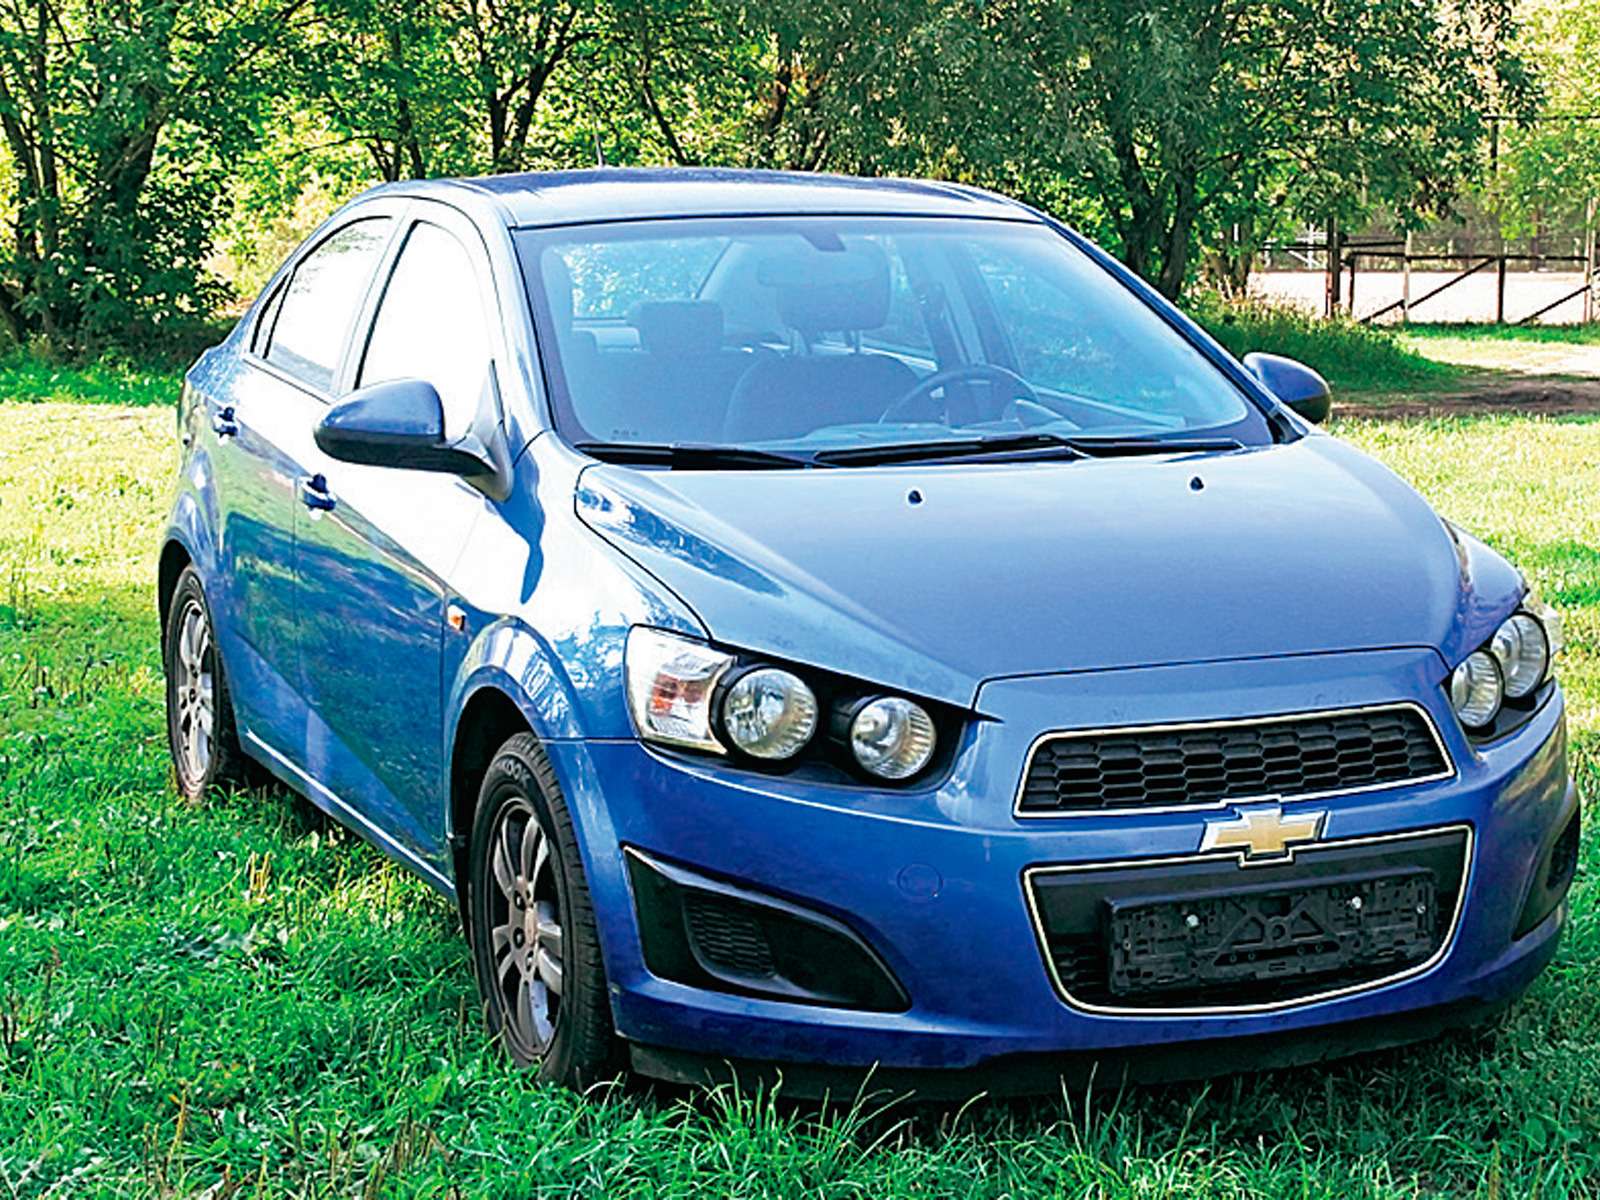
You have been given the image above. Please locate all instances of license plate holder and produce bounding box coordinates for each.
[1106,868,1437,998]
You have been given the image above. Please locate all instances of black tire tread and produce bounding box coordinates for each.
[470,732,620,1089]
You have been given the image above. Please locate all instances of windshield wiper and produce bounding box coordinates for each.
[574,441,822,470]
[1062,435,1244,457]
[813,432,1089,467]
[812,431,1244,467]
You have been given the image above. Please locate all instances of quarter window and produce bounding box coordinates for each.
[359,222,492,440]
[265,217,392,392]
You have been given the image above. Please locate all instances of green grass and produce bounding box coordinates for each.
[1401,323,1600,347]
[3,397,1600,1195]
[0,356,183,407]
[1192,297,1463,395]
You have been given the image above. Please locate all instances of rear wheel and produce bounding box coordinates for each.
[467,733,619,1088]
[163,567,251,799]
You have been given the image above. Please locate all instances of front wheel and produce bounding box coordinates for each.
[467,733,619,1088]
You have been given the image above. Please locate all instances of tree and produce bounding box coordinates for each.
[0,0,298,353]
[974,0,1534,297]
[1494,0,1600,244]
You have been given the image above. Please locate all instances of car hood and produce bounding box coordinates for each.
[575,436,1513,709]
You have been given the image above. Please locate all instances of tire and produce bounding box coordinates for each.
[163,566,253,799]
[467,733,619,1089]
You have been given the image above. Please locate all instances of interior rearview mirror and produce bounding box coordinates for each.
[315,378,498,479]
[1241,352,1331,425]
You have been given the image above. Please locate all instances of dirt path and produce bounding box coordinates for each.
[1339,376,1600,420]
[1337,335,1600,419]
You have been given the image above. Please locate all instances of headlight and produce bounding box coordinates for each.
[849,696,936,780]
[1489,612,1548,699]
[1523,596,1564,665]
[721,668,817,760]
[1449,650,1502,730]
[625,627,732,752]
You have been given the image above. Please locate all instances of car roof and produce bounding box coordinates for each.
[373,167,1038,230]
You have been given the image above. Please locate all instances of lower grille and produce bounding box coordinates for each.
[1027,826,1470,1012]
[683,893,778,980]
[1018,705,1450,815]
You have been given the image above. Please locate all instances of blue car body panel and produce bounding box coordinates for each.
[162,168,1573,1079]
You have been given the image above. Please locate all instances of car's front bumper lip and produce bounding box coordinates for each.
[548,649,1572,1073]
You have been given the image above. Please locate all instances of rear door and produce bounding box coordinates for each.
[292,204,499,881]
[215,210,397,759]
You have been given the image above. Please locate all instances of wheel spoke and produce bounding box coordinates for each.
[515,973,537,1033]
[534,947,563,997]
[530,830,550,891]
[185,720,204,780]
[519,817,543,885]
[492,923,520,986]
[534,901,563,962]
[491,818,518,900]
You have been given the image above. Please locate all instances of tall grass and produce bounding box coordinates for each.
[1191,296,1461,394]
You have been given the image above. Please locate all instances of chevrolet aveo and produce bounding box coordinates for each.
[161,168,1577,1094]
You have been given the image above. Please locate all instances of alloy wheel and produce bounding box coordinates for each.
[486,795,565,1058]
[172,597,216,787]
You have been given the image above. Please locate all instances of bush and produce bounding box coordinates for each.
[1189,295,1457,393]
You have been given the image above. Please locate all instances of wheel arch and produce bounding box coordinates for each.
[448,685,535,902]
[157,538,193,646]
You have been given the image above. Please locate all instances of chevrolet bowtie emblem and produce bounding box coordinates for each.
[1200,802,1327,865]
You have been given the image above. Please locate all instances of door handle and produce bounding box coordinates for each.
[211,406,239,439]
[299,474,337,512]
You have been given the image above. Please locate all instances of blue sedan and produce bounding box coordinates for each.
[160,168,1576,1093]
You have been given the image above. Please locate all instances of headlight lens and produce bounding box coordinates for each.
[625,627,733,752]
[1489,612,1549,699]
[721,668,818,760]
[1449,650,1503,730]
[849,696,936,780]
[1524,596,1564,663]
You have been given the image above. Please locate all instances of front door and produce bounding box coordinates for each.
[216,214,395,759]
[293,211,495,882]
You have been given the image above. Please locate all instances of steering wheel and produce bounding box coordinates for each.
[879,363,1042,425]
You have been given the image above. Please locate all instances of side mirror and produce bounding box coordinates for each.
[315,378,495,477]
[1242,352,1331,425]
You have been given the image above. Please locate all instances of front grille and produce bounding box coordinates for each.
[1027,826,1470,1011]
[1018,705,1449,815]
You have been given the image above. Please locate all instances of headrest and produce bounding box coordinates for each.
[629,300,725,356]
[544,252,576,330]
[759,241,891,334]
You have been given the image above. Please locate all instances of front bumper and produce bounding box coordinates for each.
[548,648,1574,1075]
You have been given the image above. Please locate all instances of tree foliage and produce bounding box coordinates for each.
[0,0,1552,354]
[1496,0,1600,239]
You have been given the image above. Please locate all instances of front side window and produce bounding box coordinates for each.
[358,222,492,440]
[516,216,1266,454]
[265,217,392,392]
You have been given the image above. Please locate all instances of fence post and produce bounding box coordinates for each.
[1347,251,1356,318]
[1401,231,1413,323]
[1324,222,1341,318]
[1496,253,1508,324]
[1586,197,1597,325]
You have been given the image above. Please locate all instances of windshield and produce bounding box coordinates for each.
[515,216,1270,457]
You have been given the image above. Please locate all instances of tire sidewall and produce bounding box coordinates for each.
[468,741,600,1085]
[164,568,215,798]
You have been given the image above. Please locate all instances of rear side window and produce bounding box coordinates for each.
[358,222,492,440]
[265,217,393,392]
